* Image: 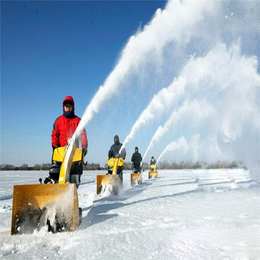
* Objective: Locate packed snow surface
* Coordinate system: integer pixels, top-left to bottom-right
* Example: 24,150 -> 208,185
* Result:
0,169 -> 259,259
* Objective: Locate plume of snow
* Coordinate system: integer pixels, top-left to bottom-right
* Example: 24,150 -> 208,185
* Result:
120,76 -> 186,152
143,42 -> 260,163
63,0 -> 217,172
74,0 -> 216,138
157,136 -> 188,164
143,99 -> 214,162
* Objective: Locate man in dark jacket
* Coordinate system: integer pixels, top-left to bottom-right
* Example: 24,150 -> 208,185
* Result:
131,147 -> 142,173
108,135 -> 126,159
150,156 -> 156,166
108,135 -> 126,181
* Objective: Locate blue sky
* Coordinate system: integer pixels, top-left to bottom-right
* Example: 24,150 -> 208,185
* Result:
1,1 -> 166,166
1,0 -> 259,172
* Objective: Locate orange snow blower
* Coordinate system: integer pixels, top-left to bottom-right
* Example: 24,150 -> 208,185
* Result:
96,157 -> 124,195
11,144 -> 82,235
148,164 -> 158,179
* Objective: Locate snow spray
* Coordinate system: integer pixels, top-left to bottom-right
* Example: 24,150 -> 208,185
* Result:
156,136 -> 188,165
74,0 -> 214,140
143,99 -> 213,162
63,0 -> 216,172
142,43 -> 260,168
119,76 -> 186,154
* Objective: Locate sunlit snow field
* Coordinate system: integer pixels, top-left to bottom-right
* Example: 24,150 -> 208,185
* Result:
0,169 -> 259,260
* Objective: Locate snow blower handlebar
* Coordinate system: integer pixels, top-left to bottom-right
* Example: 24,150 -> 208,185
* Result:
107,157 -> 124,175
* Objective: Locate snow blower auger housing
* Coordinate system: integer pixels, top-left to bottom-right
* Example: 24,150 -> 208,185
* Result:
148,164 -> 158,179
130,172 -> 142,186
96,157 -> 124,195
11,145 -> 82,235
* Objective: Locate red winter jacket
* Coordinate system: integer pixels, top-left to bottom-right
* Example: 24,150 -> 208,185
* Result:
51,96 -> 88,148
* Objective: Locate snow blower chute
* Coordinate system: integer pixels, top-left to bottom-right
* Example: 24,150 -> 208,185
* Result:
96,157 -> 124,195
11,144 -> 82,235
148,164 -> 158,179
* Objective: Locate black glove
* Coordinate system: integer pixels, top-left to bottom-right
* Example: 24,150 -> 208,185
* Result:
82,147 -> 88,157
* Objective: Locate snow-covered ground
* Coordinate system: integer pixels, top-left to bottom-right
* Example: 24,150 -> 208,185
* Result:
0,169 -> 259,259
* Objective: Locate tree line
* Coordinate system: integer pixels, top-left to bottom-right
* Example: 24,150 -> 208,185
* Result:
0,163 -> 102,171
155,160 -> 247,170
0,160 -> 246,171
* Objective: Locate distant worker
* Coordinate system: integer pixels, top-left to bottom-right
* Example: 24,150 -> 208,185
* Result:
108,135 -> 126,181
150,156 -> 156,166
50,96 -> 88,186
131,147 -> 142,173
150,156 -> 156,172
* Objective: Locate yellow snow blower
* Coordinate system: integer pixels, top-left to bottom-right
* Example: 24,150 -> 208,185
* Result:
148,164 -> 158,179
96,157 -> 124,195
11,144 -> 82,235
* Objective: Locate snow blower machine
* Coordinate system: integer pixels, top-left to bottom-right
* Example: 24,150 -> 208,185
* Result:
148,164 -> 158,179
11,143 -> 83,235
96,157 -> 124,195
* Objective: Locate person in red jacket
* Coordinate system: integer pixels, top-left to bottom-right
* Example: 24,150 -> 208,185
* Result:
49,96 -> 88,186
52,96 -> 88,152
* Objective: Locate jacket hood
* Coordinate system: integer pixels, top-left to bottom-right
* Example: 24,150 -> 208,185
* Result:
63,96 -> 75,110
114,135 -> 120,144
